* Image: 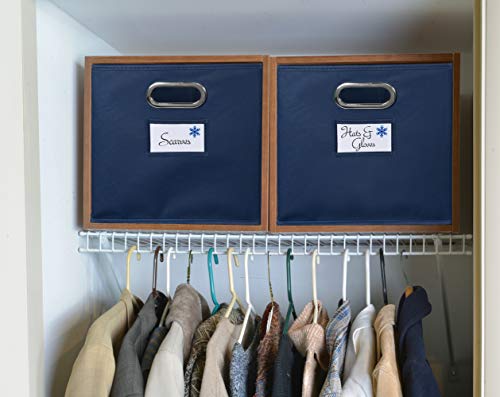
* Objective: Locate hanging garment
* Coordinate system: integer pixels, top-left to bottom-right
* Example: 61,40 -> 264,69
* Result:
319,300 -> 351,397
342,304 -> 376,397
184,305 -> 243,397
229,316 -> 262,397
397,286 -> 441,397
140,297 -> 171,382
373,304 -> 402,397
271,333 -> 305,397
254,302 -> 283,397
111,291 -> 167,397
65,290 -> 143,397
199,311 -> 251,397
288,301 -> 329,397
145,284 -> 210,397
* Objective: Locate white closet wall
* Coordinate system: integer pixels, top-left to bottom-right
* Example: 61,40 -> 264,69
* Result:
36,0 -> 474,396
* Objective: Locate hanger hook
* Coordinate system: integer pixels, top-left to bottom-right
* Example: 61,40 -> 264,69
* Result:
312,249 -> 320,324
153,246 -> 164,295
342,248 -> 350,302
379,248 -> 388,305
187,250 -> 193,284
224,247 -> 241,319
207,247 -> 220,313
126,245 -> 141,291
283,248 -> 297,335
365,249 -> 371,306
165,247 -> 175,297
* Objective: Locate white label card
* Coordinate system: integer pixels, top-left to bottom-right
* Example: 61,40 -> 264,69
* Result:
337,123 -> 392,153
150,123 -> 205,153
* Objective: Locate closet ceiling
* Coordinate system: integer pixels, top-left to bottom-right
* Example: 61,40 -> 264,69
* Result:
49,0 -> 472,54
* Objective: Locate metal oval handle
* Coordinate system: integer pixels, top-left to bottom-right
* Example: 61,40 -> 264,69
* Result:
146,82 -> 207,109
334,82 -> 396,110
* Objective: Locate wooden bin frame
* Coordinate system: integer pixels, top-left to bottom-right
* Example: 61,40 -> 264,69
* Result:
83,55 -> 270,231
269,53 -> 461,233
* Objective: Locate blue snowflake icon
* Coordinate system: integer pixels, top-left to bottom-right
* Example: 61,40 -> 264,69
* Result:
189,126 -> 201,138
376,125 -> 388,138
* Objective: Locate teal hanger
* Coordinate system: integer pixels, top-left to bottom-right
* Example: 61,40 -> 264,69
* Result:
283,248 -> 297,335
207,248 -> 220,314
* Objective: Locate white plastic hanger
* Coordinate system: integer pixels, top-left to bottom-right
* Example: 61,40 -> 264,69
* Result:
342,248 -> 350,302
126,245 -> 141,291
165,247 -> 175,297
365,249 -> 371,306
238,248 -> 255,344
224,248 -> 244,318
312,249 -> 320,324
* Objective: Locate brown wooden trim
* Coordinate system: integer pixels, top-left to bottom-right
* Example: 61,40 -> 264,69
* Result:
452,52 -> 461,232
84,222 -> 268,232
269,53 -> 460,233
85,55 -> 268,65
83,57 -> 93,230
269,58 -> 279,234
261,56 -> 270,230
274,53 -> 455,65
84,55 -> 269,231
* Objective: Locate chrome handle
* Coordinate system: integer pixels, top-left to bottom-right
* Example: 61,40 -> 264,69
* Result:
334,82 -> 396,110
146,82 -> 207,109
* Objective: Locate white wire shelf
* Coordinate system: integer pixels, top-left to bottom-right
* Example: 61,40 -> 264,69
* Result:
78,231 -> 473,256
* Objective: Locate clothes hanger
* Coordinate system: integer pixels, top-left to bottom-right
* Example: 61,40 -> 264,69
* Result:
266,252 -> 275,333
187,250 -> 193,285
342,248 -> 350,304
283,248 -> 297,335
364,249 -> 371,307
379,248 -> 388,305
312,249 -> 320,324
152,246 -> 163,297
400,249 -> 413,297
160,247 -> 175,326
126,245 -> 141,292
207,248 -> 220,315
238,248 -> 256,344
224,248 -> 244,319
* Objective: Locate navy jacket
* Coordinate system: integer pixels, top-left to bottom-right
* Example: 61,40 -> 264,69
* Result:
396,286 -> 441,397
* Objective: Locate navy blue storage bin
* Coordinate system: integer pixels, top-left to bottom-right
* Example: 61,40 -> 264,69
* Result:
270,54 -> 460,232
84,56 -> 269,230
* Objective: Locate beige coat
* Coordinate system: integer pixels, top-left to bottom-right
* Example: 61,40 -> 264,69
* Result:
65,290 -> 142,397
199,315 -> 253,397
372,304 -> 403,397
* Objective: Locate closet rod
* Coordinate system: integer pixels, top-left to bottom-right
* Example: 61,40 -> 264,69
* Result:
78,231 -> 473,256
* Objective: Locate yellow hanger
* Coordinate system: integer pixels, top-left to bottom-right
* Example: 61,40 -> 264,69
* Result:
224,248 -> 244,318
126,245 -> 141,291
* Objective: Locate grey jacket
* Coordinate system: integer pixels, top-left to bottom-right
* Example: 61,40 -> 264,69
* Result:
111,292 -> 167,397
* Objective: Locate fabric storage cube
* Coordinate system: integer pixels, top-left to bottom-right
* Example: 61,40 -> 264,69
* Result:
270,54 -> 460,232
83,56 -> 269,230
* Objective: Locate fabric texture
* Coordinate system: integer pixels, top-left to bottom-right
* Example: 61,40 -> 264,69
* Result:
271,333 -> 305,397
140,298 -> 171,382
145,284 -> 210,397
288,301 -> 330,397
199,310 -> 252,397
184,305 -> 243,397
320,300 -> 351,397
342,304 -> 376,397
373,304 -> 403,397
397,287 -> 441,397
65,290 -> 142,397
229,316 -> 262,397
111,291 -> 167,397
254,302 -> 283,397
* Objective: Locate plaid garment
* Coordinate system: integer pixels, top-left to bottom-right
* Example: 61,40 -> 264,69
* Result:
319,300 -> 352,397
184,305 -> 244,397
